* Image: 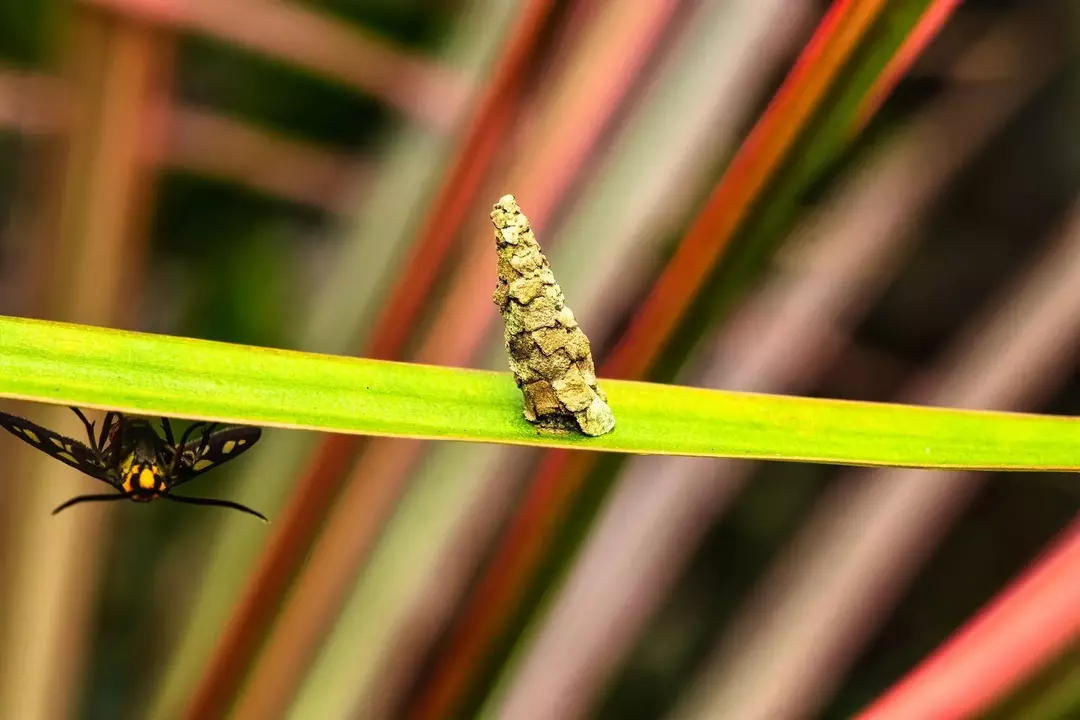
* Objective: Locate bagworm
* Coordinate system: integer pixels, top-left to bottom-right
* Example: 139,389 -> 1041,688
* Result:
491,194 -> 615,436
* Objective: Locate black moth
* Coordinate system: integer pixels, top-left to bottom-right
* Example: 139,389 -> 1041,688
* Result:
0,407 -> 267,521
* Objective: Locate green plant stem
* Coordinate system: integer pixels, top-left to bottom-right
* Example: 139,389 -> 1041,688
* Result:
0,314 -> 1078,469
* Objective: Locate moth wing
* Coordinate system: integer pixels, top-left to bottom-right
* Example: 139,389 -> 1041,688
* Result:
169,425 -> 261,488
0,411 -> 115,485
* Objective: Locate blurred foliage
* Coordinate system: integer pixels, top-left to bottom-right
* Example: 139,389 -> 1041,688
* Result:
851,72 -> 1080,370
319,0 -> 458,49
176,36 -> 390,150
0,0 -> 54,66
148,173 -> 316,345
0,0 -> 1077,718
597,461 -> 836,720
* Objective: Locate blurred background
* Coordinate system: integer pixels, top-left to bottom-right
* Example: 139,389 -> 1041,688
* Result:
0,0 -> 1079,718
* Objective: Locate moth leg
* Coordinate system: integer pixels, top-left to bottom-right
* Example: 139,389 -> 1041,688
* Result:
99,412 -> 117,453
177,421 -> 207,449
71,407 -> 112,471
172,421 -> 209,474
160,418 -> 180,474
70,407 -> 97,452
195,423 -> 220,458
160,417 -> 176,446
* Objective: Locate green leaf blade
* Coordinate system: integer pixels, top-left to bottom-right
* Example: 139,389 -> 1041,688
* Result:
0,314 -> 1078,470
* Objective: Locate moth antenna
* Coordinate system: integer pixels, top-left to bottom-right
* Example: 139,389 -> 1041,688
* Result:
53,493 -> 127,515
160,493 -> 268,522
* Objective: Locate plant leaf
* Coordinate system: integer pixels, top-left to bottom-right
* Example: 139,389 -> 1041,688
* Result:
1,315 -> 1079,470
